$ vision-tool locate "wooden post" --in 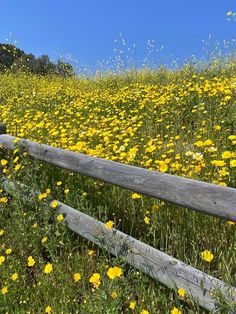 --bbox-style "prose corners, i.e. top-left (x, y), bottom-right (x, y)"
top-left (0, 123), bottom-right (6, 135)
top-left (0, 123), bottom-right (6, 175)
